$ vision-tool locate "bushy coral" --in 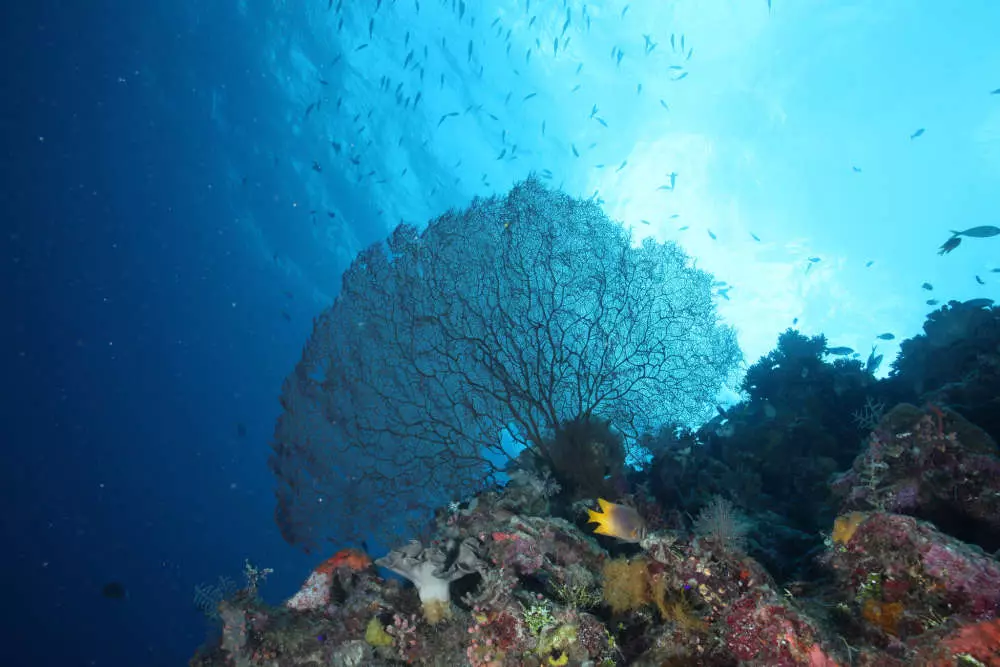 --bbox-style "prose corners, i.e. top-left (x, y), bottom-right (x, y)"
top-left (601, 557), bottom-right (651, 614)
top-left (542, 415), bottom-right (626, 501)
